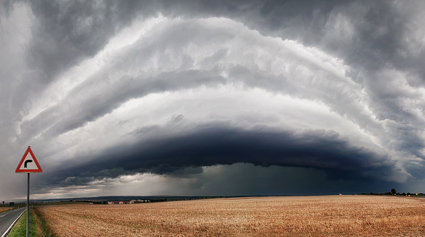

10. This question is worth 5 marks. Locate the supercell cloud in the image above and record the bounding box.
[1,0,425,200]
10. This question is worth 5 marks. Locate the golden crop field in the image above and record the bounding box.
[0,207,11,213]
[35,195,425,236]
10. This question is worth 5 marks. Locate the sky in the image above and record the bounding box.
[1,0,425,201]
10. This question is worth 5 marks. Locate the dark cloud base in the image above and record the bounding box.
[39,125,396,190]
[189,163,400,196]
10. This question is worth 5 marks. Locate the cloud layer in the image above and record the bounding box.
[1,0,425,199]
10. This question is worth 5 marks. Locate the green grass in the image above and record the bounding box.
[33,207,55,237]
[8,210,37,237]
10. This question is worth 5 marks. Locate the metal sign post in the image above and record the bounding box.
[27,173,29,237]
[16,146,42,237]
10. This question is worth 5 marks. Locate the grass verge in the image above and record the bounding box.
[7,208,55,237]
[32,207,55,237]
[7,210,36,237]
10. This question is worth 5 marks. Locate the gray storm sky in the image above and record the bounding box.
[1,0,425,201]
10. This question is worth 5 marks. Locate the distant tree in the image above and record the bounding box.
[391,189,396,195]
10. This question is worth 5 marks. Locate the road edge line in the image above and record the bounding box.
[1,209,25,237]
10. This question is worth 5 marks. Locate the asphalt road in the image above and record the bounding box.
[0,207,25,237]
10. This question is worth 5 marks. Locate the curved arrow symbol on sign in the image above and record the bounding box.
[24,160,33,168]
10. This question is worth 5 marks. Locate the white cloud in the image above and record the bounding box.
[14,15,407,194]
[3,1,425,200]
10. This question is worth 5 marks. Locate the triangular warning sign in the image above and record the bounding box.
[16,147,43,173]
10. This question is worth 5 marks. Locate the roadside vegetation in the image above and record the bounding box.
[0,207,12,214]
[32,207,55,237]
[7,210,36,237]
[0,203,26,214]
[7,208,54,237]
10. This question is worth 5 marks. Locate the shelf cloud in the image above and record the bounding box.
[1,0,425,199]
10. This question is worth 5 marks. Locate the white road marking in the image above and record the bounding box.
[0,209,25,237]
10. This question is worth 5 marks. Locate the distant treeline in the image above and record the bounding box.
[361,192,425,196]
[36,196,229,205]
[4,196,246,205]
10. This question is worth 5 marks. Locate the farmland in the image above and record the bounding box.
[35,195,425,236]
[0,207,11,213]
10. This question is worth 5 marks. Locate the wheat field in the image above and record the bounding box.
[0,207,11,213]
[35,195,425,236]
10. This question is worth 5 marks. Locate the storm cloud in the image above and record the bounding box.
[1,0,425,200]
[40,126,401,185]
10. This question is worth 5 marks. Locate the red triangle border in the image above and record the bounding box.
[16,147,43,173]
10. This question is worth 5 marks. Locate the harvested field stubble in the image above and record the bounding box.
[36,196,425,236]
[0,207,11,213]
